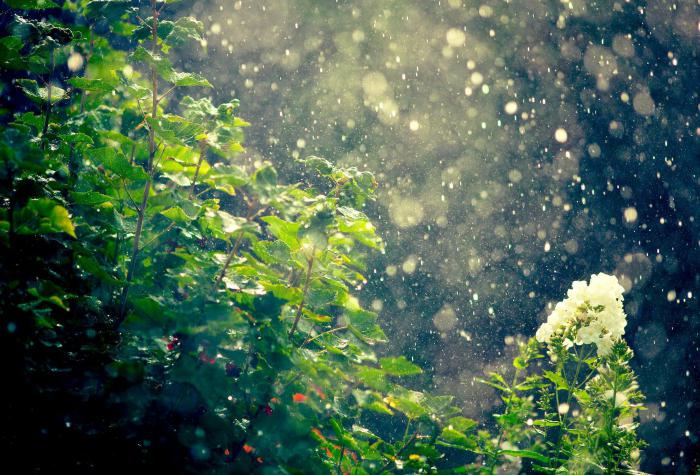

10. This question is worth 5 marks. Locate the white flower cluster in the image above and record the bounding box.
[536,273,627,357]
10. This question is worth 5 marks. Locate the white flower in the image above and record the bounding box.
[536,273,627,357]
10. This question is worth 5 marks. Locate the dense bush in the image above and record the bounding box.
[0,1,646,473]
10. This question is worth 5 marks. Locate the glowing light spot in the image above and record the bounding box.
[633,90,655,116]
[409,120,420,131]
[67,52,84,72]
[470,71,483,85]
[554,128,568,143]
[445,28,466,47]
[210,23,222,35]
[504,101,518,115]
[362,72,388,97]
[623,207,638,223]
[478,4,493,17]
[587,143,601,158]
[352,29,365,42]
[402,255,418,274]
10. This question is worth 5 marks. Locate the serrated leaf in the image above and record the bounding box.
[167,71,212,87]
[15,79,67,104]
[131,46,174,79]
[91,147,148,180]
[146,115,206,146]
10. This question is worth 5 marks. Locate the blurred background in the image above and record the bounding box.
[174,0,699,472]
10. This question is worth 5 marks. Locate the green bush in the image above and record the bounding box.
[0,1,646,473]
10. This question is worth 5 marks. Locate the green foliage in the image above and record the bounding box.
[0,1,647,473]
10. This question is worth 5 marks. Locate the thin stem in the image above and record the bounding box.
[157,85,176,104]
[40,49,55,149]
[215,200,257,287]
[604,367,620,473]
[140,222,175,251]
[288,253,315,339]
[189,142,207,197]
[215,229,245,287]
[376,431,419,474]
[116,0,159,327]
[551,345,593,469]
[336,446,345,474]
[488,366,521,474]
[79,28,94,113]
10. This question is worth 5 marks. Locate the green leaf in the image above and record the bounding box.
[354,366,392,392]
[533,419,561,427]
[70,191,113,206]
[85,0,136,20]
[15,79,67,104]
[4,0,59,9]
[440,427,477,449]
[543,371,569,390]
[160,206,194,223]
[131,46,174,79]
[345,308,387,343]
[500,449,551,464]
[301,155,334,175]
[447,416,478,433]
[59,132,94,146]
[164,17,205,46]
[68,77,116,93]
[384,390,427,418]
[16,199,76,238]
[513,356,528,369]
[91,147,148,180]
[379,356,423,377]
[261,216,300,250]
[167,71,212,87]
[146,115,206,146]
[76,254,121,285]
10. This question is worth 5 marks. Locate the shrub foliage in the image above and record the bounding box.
[0,1,645,473]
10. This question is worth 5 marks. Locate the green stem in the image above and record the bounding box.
[189,141,207,198]
[215,229,245,286]
[376,431,418,474]
[288,252,315,339]
[336,445,345,474]
[488,367,521,474]
[604,368,620,473]
[41,49,55,150]
[116,0,159,327]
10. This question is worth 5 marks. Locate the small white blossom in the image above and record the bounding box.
[536,273,627,357]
